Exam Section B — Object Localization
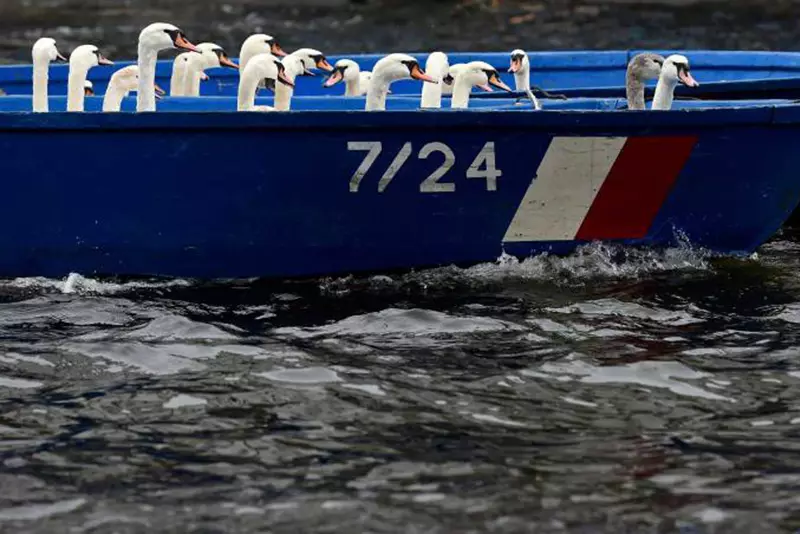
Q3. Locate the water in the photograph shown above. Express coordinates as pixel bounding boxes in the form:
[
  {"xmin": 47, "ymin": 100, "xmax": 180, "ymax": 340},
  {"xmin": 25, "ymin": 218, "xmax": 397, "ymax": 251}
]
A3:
[
  {"xmin": 2, "ymin": 0, "xmax": 800, "ymax": 531},
  {"xmin": 0, "ymin": 230, "xmax": 798, "ymax": 532}
]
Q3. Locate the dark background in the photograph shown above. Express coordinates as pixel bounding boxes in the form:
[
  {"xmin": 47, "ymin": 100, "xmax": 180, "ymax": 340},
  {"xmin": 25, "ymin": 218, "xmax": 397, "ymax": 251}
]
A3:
[{"xmin": 1, "ymin": 0, "xmax": 799, "ymax": 62}]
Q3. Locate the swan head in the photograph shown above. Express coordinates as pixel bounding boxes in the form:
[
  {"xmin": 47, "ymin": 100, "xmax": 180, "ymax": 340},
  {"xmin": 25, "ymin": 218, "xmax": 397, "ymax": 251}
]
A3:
[
  {"xmin": 290, "ymin": 48, "xmax": 334, "ymax": 75},
  {"xmin": 84, "ymin": 80, "xmax": 94, "ymax": 96},
  {"xmin": 447, "ymin": 61, "xmax": 511, "ymax": 92},
  {"xmin": 373, "ymin": 53, "xmax": 436, "ymax": 84},
  {"xmin": 242, "ymin": 34, "xmax": 286, "ymax": 58},
  {"xmin": 138, "ymin": 22, "xmax": 198, "ymax": 54},
  {"xmin": 661, "ymin": 54, "xmax": 699, "ymax": 87},
  {"xmin": 110, "ymin": 65, "xmax": 166, "ymax": 97},
  {"xmin": 197, "ymin": 42, "xmax": 238, "ymax": 70},
  {"xmin": 627, "ymin": 52, "xmax": 664, "ymax": 82},
  {"xmin": 32, "ymin": 37, "xmax": 67, "ymax": 63},
  {"xmin": 247, "ymin": 53, "xmax": 295, "ymax": 88},
  {"xmin": 508, "ymin": 49, "xmax": 529, "ymax": 74},
  {"xmin": 69, "ymin": 44, "xmax": 114, "ymax": 71},
  {"xmin": 323, "ymin": 59, "xmax": 360, "ymax": 88}
]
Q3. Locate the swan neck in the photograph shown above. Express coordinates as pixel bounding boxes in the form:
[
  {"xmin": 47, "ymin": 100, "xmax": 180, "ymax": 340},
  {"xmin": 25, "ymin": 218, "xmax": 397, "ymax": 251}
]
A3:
[
  {"xmin": 652, "ymin": 76, "xmax": 677, "ymax": 110},
  {"xmin": 237, "ymin": 66, "xmax": 261, "ymax": 111},
  {"xmin": 32, "ymin": 60, "xmax": 49, "ymax": 113},
  {"xmin": 451, "ymin": 77, "xmax": 473, "ymax": 109},
  {"xmin": 345, "ymin": 78, "xmax": 360, "ymax": 96},
  {"xmin": 137, "ymin": 47, "xmax": 158, "ymax": 112},
  {"xmin": 366, "ymin": 75, "xmax": 390, "ymax": 111},
  {"xmin": 514, "ymin": 62, "xmax": 530, "ymax": 91},
  {"xmin": 67, "ymin": 64, "xmax": 89, "ymax": 112},
  {"xmin": 626, "ymin": 71, "xmax": 645, "ymax": 110},
  {"xmin": 170, "ymin": 61, "xmax": 186, "ymax": 96},
  {"xmin": 420, "ymin": 76, "xmax": 442, "ymax": 109},
  {"xmin": 184, "ymin": 70, "xmax": 203, "ymax": 97},
  {"xmin": 102, "ymin": 85, "xmax": 127, "ymax": 112}
]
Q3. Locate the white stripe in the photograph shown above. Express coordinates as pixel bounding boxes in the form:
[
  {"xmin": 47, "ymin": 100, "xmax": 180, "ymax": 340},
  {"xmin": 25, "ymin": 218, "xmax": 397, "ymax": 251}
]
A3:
[{"xmin": 502, "ymin": 136, "xmax": 628, "ymax": 243}]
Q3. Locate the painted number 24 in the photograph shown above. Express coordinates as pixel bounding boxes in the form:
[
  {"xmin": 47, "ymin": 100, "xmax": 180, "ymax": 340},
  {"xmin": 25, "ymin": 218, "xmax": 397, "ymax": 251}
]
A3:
[{"xmin": 347, "ymin": 141, "xmax": 501, "ymax": 193}]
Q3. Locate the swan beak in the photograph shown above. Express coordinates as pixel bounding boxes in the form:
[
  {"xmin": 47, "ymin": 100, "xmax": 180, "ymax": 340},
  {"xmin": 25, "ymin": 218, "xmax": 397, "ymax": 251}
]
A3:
[
  {"xmin": 477, "ymin": 84, "xmax": 493, "ymax": 92},
  {"xmin": 201, "ymin": 72, "xmax": 209, "ymax": 81},
  {"xmin": 271, "ymin": 43, "xmax": 287, "ymax": 57},
  {"xmin": 509, "ymin": 58, "xmax": 522, "ymax": 73},
  {"xmin": 488, "ymin": 73, "xmax": 512, "ymax": 92},
  {"xmin": 277, "ymin": 71, "xmax": 295, "ymax": 88},
  {"xmin": 323, "ymin": 70, "xmax": 344, "ymax": 88},
  {"xmin": 316, "ymin": 57, "xmax": 334, "ymax": 72},
  {"xmin": 174, "ymin": 34, "xmax": 199, "ymax": 53},
  {"xmin": 219, "ymin": 55, "xmax": 239, "ymax": 69},
  {"xmin": 98, "ymin": 55, "xmax": 114, "ymax": 66},
  {"xmin": 84, "ymin": 87, "xmax": 95, "ymax": 96},
  {"xmin": 410, "ymin": 64, "xmax": 437, "ymax": 84},
  {"xmin": 56, "ymin": 51, "xmax": 68, "ymax": 62},
  {"xmin": 154, "ymin": 83, "xmax": 166, "ymax": 97},
  {"xmin": 303, "ymin": 68, "xmax": 317, "ymax": 77},
  {"xmin": 678, "ymin": 69, "xmax": 699, "ymax": 88}
]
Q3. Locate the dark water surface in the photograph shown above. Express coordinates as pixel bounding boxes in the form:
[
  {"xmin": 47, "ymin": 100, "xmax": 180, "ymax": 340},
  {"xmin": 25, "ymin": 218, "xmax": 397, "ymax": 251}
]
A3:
[{"xmin": 2, "ymin": 1, "xmax": 800, "ymax": 532}]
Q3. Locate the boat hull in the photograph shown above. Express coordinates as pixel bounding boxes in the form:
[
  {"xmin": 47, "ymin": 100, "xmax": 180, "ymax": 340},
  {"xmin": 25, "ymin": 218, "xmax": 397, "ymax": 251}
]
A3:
[{"xmin": 0, "ymin": 106, "xmax": 797, "ymax": 279}]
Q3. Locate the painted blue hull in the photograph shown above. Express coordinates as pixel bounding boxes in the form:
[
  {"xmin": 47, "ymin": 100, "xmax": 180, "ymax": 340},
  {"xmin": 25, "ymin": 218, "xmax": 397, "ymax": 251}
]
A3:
[
  {"xmin": 4, "ymin": 50, "xmax": 800, "ymax": 100},
  {"xmin": 0, "ymin": 106, "xmax": 798, "ymax": 279}
]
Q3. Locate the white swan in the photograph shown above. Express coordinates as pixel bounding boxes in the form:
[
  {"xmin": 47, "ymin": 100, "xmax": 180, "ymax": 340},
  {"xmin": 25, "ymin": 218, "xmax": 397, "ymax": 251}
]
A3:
[
  {"xmin": 182, "ymin": 42, "xmax": 239, "ymax": 96},
  {"xmin": 31, "ymin": 37, "xmax": 67, "ymax": 113},
  {"xmin": 322, "ymin": 59, "xmax": 373, "ymax": 96},
  {"xmin": 103, "ymin": 65, "xmax": 166, "ymax": 112},
  {"xmin": 366, "ymin": 53, "xmax": 436, "ymax": 111},
  {"xmin": 652, "ymin": 54, "xmax": 699, "ymax": 110},
  {"xmin": 238, "ymin": 53, "xmax": 294, "ymax": 111},
  {"xmin": 137, "ymin": 22, "xmax": 198, "ymax": 112},
  {"xmin": 239, "ymin": 34, "xmax": 286, "ymax": 72},
  {"xmin": 508, "ymin": 49, "xmax": 530, "ymax": 91},
  {"xmin": 67, "ymin": 45, "xmax": 113, "ymax": 112},
  {"xmin": 170, "ymin": 52, "xmax": 210, "ymax": 96},
  {"xmin": 625, "ymin": 53, "xmax": 664, "ymax": 110},
  {"xmin": 420, "ymin": 51, "xmax": 450, "ymax": 109},
  {"xmin": 450, "ymin": 61, "xmax": 511, "ymax": 109},
  {"xmin": 274, "ymin": 48, "xmax": 333, "ymax": 111}
]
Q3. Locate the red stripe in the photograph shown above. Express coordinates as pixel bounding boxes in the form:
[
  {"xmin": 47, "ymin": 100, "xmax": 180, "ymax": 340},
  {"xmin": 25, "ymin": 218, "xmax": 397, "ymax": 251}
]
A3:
[{"xmin": 575, "ymin": 135, "xmax": 698, "ymax": 241}]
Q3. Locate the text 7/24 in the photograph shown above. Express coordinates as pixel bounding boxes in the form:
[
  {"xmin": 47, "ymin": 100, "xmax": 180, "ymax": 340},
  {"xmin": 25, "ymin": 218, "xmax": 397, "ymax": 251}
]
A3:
[{"xmin": 347, "ymin": 141, "xmax": 501, "ymax": 193}]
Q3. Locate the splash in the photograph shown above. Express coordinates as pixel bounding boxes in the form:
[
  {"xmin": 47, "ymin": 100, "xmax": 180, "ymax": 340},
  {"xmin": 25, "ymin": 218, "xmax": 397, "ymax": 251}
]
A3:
[{"xmin": 3, "ymin": 273, "xmax": 194, "ymax": 295}]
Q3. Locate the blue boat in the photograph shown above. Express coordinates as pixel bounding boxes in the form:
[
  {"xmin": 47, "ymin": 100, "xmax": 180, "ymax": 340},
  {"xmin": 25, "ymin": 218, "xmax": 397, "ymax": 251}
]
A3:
[
  {"xmin": 4, "ymin": 50, "xmax": 800, "ymax": 101},
  {"xmin": 0, "ymin": 103, "xmax": 798, "ymax": 279}
]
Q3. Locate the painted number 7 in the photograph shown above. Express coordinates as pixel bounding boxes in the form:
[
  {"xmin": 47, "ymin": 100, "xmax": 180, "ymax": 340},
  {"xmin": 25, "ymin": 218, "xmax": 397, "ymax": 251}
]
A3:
[{"xmin": 347, "ymin": 141, "xmax": 501, "ymax": 193}]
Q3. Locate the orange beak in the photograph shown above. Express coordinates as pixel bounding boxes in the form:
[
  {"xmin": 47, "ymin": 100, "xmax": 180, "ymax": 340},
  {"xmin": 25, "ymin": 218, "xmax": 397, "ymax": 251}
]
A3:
[
  {"xmin": 271, "ymin": 42, "xmax": 287, "ymax": 57},
  {"xmin": 477, "ymin": 84, "xmax": 493, "ymax": 92},
  {"xmin": 219, "ymin": 54, "xmax": 239, "ymax": 69},
  {"xmin": 277, "ymin": 70, "xmax": 295, "ymax": 88},
  {"xmin": 316, "ymin": 57, "xmax": 334, "ymax": 72},
  {"xmin": 323, "ymin": 69, "xmax": 344, "ymax": 88},
  {"xmin": 410, "ymin": 63, "xmax": 437, "ymax": 83},
  {"xmin": 678, "ymin": 69, "xmax": 699, "ymax": 88},
  {"xmin": 488, "ymin": 72, "xmax": 512, "ymax": 92},
  {"xmin": 98, "ymin": 54, "xmax": 114, "ymax": 66},
  {"xmin": 174, "ymin": 34, "xmax": 198, "ymax": 53},
  {"xmin": 56, "ymin": 51, "xmax": 67, "ymax": 62},
  {"xmin": 154, "ymin": 83, "xmax": 166, "ymax": 96},
  {"xmin": 509, "ymin": 58, "xmax": 522, "ymax": 74}
]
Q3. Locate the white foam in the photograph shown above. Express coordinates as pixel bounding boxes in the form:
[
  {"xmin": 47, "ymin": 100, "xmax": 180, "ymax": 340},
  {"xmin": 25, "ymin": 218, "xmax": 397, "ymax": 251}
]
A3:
[
  {"xmin": 0, "ymin": 376, "xmax": 42, "ymax": 389},
  {"xmin": 527, "ymin": 355, "xmax": 732, "ymax": 402},
  {"xmin": 471, "ymin": 413, "xmax": 527, "ymax": 427},
  {"xmin": 0, "ymin": 497, "xmax": 86, "ymax": 521},
  {"xmin": 163, "ymin": 394, "xmax": 207, "ymax": 409},
  {"xmin": 6, "ymin": 274, "xmax": 192, "ymax": 295},
  {"xmin": 342, "ymin": 384, "xmax": 386, "ymax": 396},
  {"xmin": 274, "ymin": 308, "xmax": 524, "ymax": 339},
  {"xmin": 562, "ymin": 396, "xmax": 598, "ymax": 408},
  {"xmin": 547, "ymin": 298, "xmax": 703, "ymax": 326},
  {"xmin": 255, "ymin": 367, "xmax": 342, "ymax": 384}
]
